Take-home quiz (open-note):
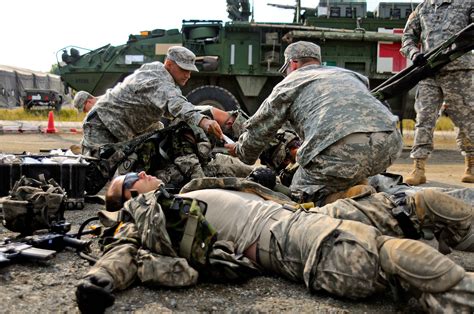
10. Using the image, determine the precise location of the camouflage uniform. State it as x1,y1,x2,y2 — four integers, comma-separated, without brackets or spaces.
82,54,206,157
236,63,402,202
83,183,473,312
116,121,253,190
400,0,474,158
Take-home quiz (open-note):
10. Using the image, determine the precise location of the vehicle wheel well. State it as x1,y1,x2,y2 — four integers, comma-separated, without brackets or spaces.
186,85,240,112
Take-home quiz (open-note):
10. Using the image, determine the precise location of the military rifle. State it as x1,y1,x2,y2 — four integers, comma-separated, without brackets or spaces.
371,23,474,102
0,242,56,265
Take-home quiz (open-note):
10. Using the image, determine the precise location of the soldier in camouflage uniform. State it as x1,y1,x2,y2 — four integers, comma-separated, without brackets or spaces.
73,91,97,113
400,0,474,184
76,173,473,313
226,41,403,205
81,46,223,157
115,105,253,191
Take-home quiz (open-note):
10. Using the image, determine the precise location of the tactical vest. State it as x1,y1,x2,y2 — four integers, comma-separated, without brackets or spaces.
102,186,217,268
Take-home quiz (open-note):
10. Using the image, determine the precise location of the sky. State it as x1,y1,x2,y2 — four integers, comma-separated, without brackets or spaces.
0,0,416,72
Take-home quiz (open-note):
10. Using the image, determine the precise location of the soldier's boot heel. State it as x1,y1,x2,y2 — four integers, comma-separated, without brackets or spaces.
323,183,375,205
404,158,427,186
461,155,474,183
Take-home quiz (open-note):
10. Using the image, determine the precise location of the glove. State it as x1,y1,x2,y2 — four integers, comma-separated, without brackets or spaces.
412,53,426,66
76,276,115,314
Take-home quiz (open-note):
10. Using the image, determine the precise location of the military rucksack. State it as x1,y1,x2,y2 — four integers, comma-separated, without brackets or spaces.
1,175,66,235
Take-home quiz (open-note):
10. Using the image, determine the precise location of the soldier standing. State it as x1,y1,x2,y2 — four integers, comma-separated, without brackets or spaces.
226,41,403,205
400,0,473,184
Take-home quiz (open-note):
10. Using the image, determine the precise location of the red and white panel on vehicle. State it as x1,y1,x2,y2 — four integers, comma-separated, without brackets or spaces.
377,28,412,74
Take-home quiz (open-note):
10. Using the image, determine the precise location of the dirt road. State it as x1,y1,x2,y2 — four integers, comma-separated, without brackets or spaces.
0,131,473,313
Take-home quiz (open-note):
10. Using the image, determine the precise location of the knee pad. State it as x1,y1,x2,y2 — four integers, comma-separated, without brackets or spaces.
377,236,465,293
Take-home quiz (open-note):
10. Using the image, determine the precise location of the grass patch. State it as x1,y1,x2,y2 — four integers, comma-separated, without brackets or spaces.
0,108,85,122
0,109,456,131
400,116,454,131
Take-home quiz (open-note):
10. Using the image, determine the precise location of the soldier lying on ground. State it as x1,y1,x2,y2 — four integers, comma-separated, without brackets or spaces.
76,173,473,313
85,119,254,195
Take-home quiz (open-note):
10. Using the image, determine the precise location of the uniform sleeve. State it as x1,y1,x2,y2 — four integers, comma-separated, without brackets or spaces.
236,86,292,165
146,78,206,126
85,222,140,291
400,8,422,60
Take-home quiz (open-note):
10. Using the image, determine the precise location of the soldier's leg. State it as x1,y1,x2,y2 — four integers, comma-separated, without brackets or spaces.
82,113,118,158
291,134,376,204
311,189,473,253
410,189,473,253
377,236,473,312
292,131,400,205
203,153,254,177
410,78,444,159
174,153,206,179
438,70,474,157
265,213,388,299
439,70,474,183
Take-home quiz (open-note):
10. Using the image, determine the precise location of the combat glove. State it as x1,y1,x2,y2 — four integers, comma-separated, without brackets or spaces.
412,53,426,66
76,275,115,314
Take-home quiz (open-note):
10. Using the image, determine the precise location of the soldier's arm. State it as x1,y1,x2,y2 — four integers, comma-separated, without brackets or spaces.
84,222,141,291
236,94,290,165
400,8,422,60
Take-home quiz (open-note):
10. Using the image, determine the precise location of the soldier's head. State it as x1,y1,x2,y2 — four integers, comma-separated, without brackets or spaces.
196,106,248,139
73,91,96,113
260,129,301,172
215,108,248,139
165,46,198,86
279,41,321,76
106,171,163,211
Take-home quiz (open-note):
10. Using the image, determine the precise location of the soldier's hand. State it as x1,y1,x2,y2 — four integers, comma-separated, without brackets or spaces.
225,143,237,157
76,276,115,314
412,53,426,66
199,118,224,140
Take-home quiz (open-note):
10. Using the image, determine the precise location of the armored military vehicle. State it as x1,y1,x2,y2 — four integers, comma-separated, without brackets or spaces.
57,0,418,120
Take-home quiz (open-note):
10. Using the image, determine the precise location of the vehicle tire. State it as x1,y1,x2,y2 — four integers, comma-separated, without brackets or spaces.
186,85,240,111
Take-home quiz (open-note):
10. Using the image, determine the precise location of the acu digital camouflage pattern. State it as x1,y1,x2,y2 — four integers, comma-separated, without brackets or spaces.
292,131,402,202
85,185,473,311
400,0,473,71
73,91,93,112
82,61,205,148
236,64,401,200
400,0,473,158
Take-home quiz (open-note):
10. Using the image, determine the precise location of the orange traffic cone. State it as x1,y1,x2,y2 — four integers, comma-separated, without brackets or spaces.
45,111,58,133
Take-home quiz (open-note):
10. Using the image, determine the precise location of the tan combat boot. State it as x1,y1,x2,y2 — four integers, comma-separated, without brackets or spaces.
324,184,376,205
461,155,474,183
404,158,427,186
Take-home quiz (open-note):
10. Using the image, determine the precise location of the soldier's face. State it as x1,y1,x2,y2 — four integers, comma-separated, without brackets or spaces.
122,171,163,201
168,61,192,86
